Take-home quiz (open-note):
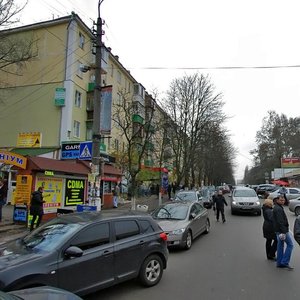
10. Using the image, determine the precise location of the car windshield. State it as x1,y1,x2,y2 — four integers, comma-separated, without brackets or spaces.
234,190,257,197
22,221,81,252
175,192,197,202
152,204,189,220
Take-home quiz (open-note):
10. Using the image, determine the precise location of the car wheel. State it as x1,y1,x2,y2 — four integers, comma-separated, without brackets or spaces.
139,255,163,287
204,219,210,234
295,206,300,216
257,210,261,216
184,230,193,250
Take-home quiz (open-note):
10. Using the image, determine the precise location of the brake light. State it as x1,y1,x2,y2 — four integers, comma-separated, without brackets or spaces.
159,232,168,241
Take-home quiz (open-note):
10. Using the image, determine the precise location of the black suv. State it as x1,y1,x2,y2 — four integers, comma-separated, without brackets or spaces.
0,211,169,296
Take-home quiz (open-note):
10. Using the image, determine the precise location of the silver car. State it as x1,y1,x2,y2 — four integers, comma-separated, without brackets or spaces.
269,187,300,201
151,201,210,250
230,187,261,215
288,197,300,216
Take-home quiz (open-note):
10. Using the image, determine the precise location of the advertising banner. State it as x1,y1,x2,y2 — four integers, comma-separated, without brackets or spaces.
14,175,32,205
100,86,112,135
17,132,42,148
65,178,85,206
281,157,300,168
36,177,63,213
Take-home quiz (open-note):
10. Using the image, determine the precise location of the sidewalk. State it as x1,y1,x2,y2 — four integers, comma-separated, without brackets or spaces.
0,194,167,244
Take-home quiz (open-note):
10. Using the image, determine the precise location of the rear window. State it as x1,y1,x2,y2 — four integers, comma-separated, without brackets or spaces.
114,220,140,240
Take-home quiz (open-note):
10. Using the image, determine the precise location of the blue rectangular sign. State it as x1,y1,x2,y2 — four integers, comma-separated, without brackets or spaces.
79,141,92,160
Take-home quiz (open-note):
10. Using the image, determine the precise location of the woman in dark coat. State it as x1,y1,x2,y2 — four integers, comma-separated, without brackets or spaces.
262,198,277,260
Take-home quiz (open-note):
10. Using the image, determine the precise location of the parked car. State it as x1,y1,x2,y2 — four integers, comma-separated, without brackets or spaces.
268,187,300,201
0,211,168,296
174,190,202,202
288,197,300,216
230,186,262,215
256,184,277,196
0,286,83,300
151,201,210,250
199,187,213,209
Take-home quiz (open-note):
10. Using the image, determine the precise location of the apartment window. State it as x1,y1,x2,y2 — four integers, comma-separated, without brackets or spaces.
110,64,114,77
75,91,82,107
117,70,121,84
77,61,83,78
114,139,119,151
79,32,85,49
73,121,80,138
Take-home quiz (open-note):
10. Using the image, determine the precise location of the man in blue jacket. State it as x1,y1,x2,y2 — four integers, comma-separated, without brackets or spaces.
273,195,294,269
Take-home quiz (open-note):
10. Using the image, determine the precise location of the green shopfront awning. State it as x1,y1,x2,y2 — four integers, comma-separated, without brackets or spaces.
11,147,59,156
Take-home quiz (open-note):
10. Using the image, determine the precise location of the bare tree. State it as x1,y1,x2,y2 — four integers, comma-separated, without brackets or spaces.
163,73,226,186
0,0,37,80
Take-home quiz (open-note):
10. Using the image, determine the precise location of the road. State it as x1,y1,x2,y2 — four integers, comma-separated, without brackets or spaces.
84,202,300,300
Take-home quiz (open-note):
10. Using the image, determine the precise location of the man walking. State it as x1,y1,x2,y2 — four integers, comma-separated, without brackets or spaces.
30,186,46,231
273,195,294,270
213,189,228,223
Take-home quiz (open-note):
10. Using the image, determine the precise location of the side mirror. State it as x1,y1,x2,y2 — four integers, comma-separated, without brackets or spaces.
64,246,83,258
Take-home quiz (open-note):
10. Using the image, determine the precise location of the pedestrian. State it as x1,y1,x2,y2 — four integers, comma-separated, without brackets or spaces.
272,195,294,269
167,184,172,200
262,198,277,260
30,186,46,231
278,185,288,205
112,184,120,208
213,189,228,223
0,179,7,222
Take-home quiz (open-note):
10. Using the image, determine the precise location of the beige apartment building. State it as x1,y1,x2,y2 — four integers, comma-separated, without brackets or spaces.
0,13,172,184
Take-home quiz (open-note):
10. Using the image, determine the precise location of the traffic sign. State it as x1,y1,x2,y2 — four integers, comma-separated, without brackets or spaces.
79,142,92,160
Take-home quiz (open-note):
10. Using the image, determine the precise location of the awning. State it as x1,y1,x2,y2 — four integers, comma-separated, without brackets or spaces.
11,147,59,156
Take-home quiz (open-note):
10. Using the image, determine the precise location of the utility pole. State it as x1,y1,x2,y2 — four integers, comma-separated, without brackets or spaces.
91,0,104,206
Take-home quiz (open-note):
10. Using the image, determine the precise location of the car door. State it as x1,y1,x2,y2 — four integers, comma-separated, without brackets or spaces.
189,203,205,237
57,222,114,294
113,219,145,282
287,188,300,200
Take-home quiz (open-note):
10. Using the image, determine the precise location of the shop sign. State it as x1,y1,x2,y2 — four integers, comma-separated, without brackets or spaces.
54,87,66,106
281,157,300,168
44,170,54,176
0,151,27,169
17,132,42,148
61,142,80,160
14,175,32,205
65,178,85,206
36,177,63,213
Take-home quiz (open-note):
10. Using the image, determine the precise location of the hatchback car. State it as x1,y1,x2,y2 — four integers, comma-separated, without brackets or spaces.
288,197,300,216
0,286,83,300
174,190,202,202
230,187,262,215
0,211,168,296
269,187,300,201
151,201,210,250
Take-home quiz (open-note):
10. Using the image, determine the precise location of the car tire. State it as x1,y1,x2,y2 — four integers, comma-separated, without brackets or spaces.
184,230,193,250
295,206,300,216
204,219,210,234
257,210,261,216
139,255,163,287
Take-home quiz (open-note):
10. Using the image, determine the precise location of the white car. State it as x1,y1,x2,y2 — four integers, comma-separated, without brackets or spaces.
268,187,300,201
230,187,261,216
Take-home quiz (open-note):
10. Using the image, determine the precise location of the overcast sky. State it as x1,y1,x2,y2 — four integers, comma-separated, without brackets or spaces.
20,0,300,180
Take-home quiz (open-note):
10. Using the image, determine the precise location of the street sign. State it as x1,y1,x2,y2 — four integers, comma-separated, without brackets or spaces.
79,142,92,160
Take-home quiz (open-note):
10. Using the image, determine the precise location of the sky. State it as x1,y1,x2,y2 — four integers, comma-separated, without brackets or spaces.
18,0,300,181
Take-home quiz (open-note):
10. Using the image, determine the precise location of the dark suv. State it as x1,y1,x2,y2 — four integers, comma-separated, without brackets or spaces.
0,211,168,296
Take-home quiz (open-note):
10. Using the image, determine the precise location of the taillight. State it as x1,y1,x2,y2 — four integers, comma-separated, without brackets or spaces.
159,232,168,241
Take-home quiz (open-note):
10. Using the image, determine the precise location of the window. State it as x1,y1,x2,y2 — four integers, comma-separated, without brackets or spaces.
139,220,154,234
79,32,85,49
114,139,119,151
73,120,80,138
75,90,82,107
77,61,83,78
70,223,110,250
114,220,140,240
117,70,121,84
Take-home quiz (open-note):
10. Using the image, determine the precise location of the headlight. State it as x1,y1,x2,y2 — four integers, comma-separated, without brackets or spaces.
232,201,237,205
170,228,185,235
256,201,260,205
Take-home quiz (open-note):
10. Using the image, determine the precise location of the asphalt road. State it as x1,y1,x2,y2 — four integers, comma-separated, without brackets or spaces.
84,202,300,300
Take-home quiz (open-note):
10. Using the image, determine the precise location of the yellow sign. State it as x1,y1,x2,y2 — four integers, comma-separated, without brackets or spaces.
0,151,27,169
36,176,63,214
14,175,33,205
17,132,42,148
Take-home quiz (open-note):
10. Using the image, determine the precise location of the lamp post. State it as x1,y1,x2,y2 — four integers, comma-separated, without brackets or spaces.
91,0,104,207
